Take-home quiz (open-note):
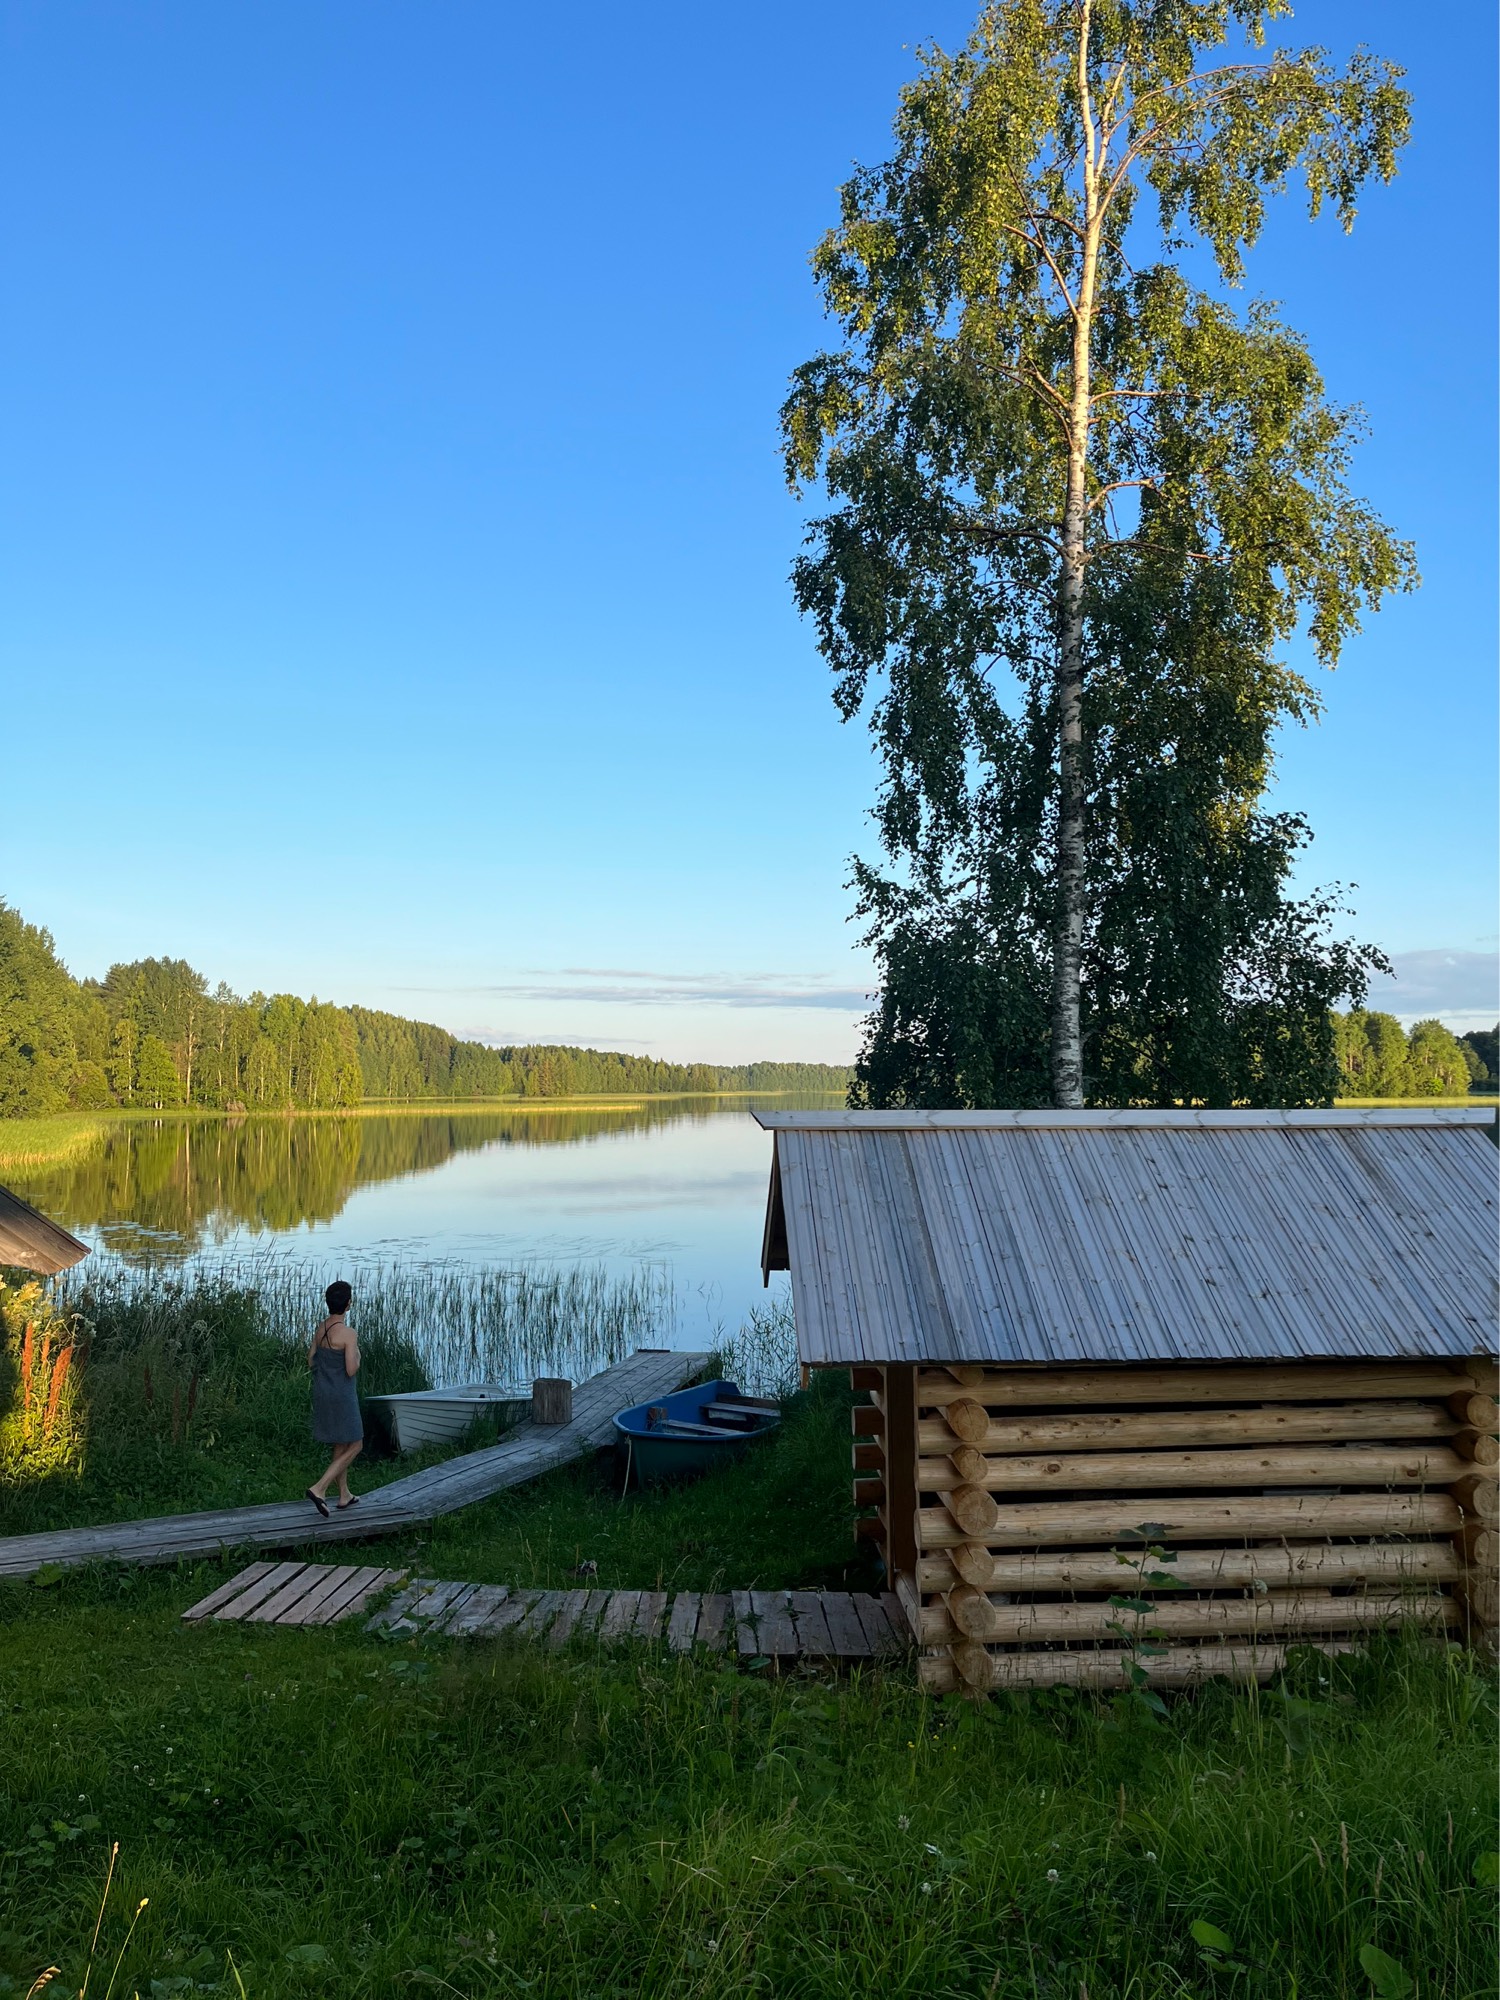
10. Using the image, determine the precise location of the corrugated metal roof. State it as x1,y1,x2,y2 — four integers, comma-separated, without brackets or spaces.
755,1110,1498,1367
0,1183,90,1276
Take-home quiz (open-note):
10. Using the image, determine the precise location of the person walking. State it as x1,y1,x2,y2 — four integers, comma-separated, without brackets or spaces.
307,1279,363,1514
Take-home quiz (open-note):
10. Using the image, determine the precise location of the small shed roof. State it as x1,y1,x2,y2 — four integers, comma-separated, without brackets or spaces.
0,1183,90,1277
756,1108,1499,1368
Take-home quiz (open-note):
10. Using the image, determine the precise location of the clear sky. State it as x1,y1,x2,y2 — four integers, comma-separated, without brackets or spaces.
2,1,1494,1062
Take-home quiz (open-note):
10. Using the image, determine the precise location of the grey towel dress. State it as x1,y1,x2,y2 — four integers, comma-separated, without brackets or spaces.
311,1329,363,1444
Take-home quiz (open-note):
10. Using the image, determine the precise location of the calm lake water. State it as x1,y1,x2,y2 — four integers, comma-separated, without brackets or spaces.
11,1098,837,1350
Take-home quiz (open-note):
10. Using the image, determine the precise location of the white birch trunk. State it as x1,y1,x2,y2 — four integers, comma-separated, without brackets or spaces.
1050,8,1099,1110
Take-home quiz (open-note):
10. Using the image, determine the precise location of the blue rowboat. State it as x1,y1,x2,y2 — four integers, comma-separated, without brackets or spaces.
613,1378,781,1485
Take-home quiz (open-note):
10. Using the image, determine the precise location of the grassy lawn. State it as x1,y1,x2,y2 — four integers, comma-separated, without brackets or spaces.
0,1552,1493,2000
3,1275,1496,1995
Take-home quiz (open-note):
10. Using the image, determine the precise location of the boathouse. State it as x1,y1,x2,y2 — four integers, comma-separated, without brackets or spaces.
756,1108,1499,1692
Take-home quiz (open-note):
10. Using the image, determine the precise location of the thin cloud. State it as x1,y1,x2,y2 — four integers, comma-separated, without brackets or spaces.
396,969,872,1011
1365,949,1500,1016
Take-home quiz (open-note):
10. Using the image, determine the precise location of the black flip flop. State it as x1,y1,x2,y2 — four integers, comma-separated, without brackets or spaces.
306,1487,329,1517
337,1496,360,1511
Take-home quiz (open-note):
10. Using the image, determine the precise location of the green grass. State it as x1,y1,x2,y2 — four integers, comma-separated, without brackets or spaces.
3,1280,1495,1994
0,1559,1492,2000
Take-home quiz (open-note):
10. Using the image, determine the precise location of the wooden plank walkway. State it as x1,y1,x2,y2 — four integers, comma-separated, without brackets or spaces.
0,1349,713,1580
184,1560,912,1664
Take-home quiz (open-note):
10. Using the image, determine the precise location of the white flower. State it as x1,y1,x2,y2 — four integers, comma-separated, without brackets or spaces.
1046,1869,1060,1884
920,1882,933,1895
897,1815,911,1831
1145,1852,1157,1863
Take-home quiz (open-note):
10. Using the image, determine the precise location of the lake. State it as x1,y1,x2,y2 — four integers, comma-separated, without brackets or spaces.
7,1098,837,1352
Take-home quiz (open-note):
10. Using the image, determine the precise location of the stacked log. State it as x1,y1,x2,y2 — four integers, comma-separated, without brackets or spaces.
885,1359,1498,1695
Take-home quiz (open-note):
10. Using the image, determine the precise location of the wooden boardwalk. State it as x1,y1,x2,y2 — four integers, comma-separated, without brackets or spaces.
184,1560,913,1664
0,1349,712,1581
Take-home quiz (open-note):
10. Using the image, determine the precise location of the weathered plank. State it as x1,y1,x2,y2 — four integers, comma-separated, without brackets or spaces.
472,1590,540,1637
325,1567,408,1624
5,1347,714,1581
599,1591,642,1641
634,1590,668,1641
213,1561,308,1622
364,1578,440,1633
852,1592,906,1656
819,1592,872,1659
787,1590,834,1658
182,1563,276,1621
749,1591,798,1657
547,1592,596,1648
247,1564,347,1624
277,1565,369,1627
666,1592,701,1654
695,1593,732,1652
731,1590,758,1656
441,1584,512,1636
514,1590,564,1639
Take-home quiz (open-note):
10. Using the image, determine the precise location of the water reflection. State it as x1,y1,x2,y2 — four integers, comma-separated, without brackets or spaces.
9,1097,836,1267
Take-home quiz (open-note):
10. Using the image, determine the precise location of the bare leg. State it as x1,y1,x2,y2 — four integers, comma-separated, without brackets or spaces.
335,1440,363,1504
311,1440,362,1503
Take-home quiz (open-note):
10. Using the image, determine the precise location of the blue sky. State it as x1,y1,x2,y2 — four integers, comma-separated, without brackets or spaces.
2,1,1494,1062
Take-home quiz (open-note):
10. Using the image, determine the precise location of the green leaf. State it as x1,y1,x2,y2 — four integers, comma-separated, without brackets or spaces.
30,1565,64,1589
283,1945,329,1967
1357,1944,1413,2000
1191,1919,1234,1953
1473,1851,1500,1889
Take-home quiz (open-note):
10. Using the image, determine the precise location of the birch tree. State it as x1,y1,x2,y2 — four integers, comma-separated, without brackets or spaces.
783,0,1416,1106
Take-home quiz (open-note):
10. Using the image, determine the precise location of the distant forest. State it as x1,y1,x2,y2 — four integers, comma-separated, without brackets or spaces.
0,901,852,1117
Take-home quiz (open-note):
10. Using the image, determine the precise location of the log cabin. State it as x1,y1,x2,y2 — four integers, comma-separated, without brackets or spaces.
756,1108,1499,1692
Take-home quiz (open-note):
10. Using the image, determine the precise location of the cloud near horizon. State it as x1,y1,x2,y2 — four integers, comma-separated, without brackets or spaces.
398,968,873,1012
1364,949,1499,1020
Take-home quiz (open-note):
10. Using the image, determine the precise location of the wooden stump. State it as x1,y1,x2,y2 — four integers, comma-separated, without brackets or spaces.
532,1378,573,1426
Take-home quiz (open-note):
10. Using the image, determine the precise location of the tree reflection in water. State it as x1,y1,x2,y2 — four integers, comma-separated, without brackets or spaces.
8,1097,835,1266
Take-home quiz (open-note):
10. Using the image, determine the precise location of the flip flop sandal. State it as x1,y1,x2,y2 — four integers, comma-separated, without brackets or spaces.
337,1496,360,1510
306,1488,330,1517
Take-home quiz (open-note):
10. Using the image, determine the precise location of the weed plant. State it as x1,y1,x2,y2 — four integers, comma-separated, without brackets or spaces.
0,1569,1491,2000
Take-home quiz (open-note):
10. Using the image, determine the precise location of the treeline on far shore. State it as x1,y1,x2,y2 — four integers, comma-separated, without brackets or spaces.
0,901,851,1118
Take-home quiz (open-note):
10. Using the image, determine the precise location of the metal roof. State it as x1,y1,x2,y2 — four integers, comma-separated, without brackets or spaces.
755,1109,1499,1367
0,1183,90,1276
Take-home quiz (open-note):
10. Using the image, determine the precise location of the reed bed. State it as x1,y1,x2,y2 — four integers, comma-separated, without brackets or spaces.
716,1294,798,1399
61,1253,679,1393
1,1256,680,1537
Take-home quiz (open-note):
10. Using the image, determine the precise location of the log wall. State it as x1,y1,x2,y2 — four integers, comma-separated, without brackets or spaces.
847,1358,1499,1694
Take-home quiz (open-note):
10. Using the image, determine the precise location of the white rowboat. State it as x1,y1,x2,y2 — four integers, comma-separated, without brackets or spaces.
364,1385,532,1452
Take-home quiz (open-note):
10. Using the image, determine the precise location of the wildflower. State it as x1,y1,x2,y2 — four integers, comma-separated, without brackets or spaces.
897,1815,911,1831
920,1882,933,1895
1144,1852,1157,1863
1046,1869,1060,1884
706,1941,719,1954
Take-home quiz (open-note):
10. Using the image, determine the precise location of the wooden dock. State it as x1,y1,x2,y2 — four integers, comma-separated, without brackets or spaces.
184,1559,913,1664
0,1348,713,1580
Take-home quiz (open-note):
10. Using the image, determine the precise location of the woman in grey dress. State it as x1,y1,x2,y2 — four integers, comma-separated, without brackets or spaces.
306,1279,363,1515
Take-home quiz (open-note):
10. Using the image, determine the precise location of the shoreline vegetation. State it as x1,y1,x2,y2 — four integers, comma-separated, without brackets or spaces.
0,1090,852,1175
1,1088,1493,1178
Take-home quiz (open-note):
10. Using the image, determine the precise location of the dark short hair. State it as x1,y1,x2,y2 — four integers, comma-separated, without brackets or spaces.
325,1280,353,1314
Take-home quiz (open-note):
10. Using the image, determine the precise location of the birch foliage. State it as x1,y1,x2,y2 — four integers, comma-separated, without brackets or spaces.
783,0,1416,1107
